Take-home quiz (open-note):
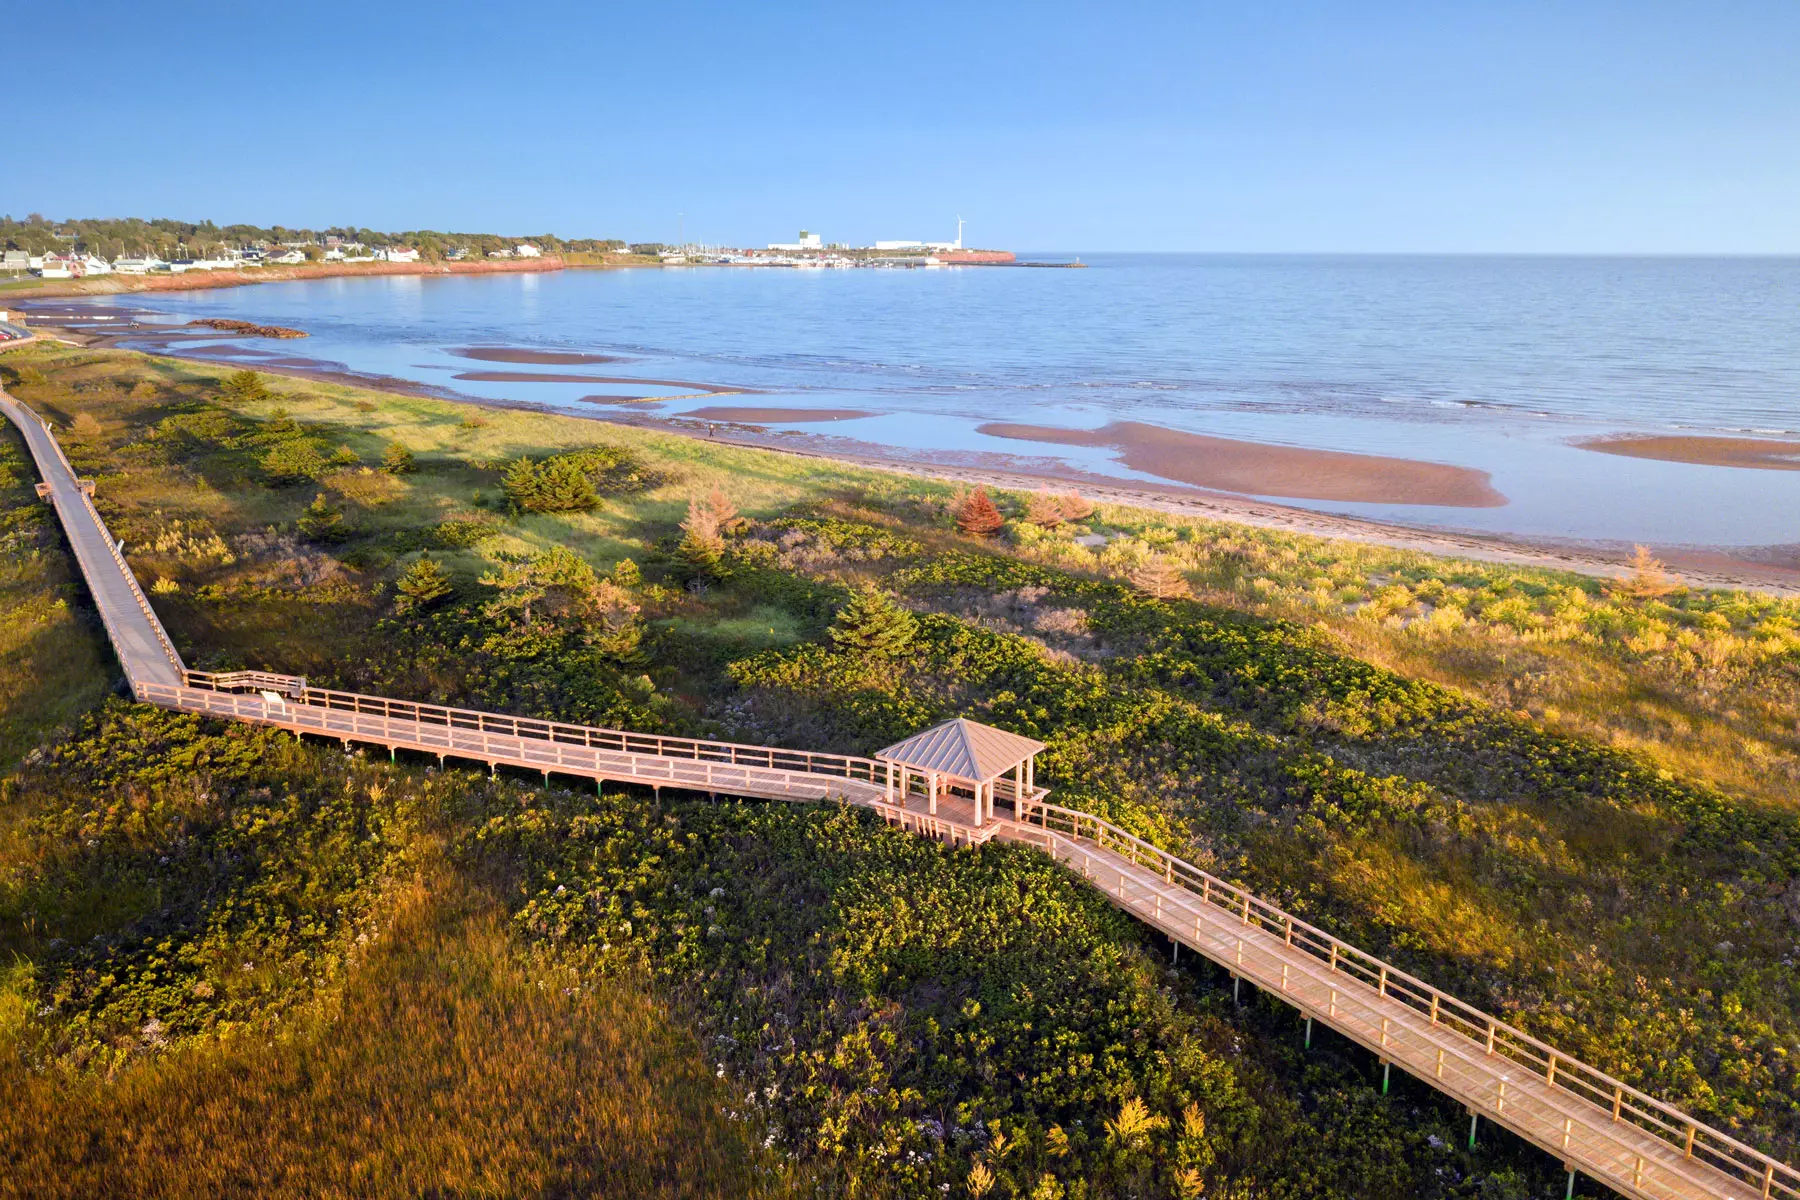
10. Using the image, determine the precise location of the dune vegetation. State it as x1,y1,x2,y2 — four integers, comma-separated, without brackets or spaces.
0,341,1796,1197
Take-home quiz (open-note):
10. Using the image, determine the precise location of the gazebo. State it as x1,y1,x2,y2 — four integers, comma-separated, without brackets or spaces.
876,717,1047,828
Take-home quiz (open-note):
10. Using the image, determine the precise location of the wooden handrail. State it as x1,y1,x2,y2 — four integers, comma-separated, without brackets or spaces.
183,669,892,783
1016,800,1798,1199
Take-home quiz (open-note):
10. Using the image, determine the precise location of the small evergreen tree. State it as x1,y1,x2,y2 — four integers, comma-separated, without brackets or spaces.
1058,490,1095,521
1622,544,1679,599
610,557,642,587
222,369,271,405
1127,558,1190,600
261,439,328,484
394,553,452,613
676,492,729,583
502,455,598,512
381,441,416,474
297,493,347,542
955,485,1005,537
1025,490,1065,528
828,583,918,658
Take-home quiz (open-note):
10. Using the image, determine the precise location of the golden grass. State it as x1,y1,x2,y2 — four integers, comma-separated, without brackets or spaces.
0,877,789,1200
0,422,110,769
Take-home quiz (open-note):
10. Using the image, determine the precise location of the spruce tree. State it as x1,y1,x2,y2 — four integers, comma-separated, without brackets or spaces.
222,369,271,405
381,441,416,474
955,485,1005,537
828,583,918,658
297,493,347,542
394,553,452,613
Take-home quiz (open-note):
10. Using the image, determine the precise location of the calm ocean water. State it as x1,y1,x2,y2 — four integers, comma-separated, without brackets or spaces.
70,254,1800,546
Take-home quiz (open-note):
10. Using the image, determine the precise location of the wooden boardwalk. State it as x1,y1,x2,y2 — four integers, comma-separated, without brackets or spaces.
2,380,1792,1200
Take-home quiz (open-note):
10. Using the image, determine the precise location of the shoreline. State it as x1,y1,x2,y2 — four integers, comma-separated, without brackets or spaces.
1,254,568,300
19,319,1800,596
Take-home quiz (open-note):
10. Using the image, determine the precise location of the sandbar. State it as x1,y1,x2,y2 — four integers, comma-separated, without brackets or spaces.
978,421,1505,507
453,346,625,365
453,369,756,394
681,407,877,424
1578,434,1800,471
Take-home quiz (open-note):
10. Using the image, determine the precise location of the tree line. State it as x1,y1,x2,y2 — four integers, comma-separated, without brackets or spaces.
0,212,628,262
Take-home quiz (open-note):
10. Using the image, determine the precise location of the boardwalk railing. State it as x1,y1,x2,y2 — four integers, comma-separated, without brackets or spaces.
20,407,186,680
1015,800,1798,1200
6,385,1791,1199
173,670,893,787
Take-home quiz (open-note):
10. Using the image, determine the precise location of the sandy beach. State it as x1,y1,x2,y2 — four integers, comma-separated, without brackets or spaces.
980,420,1506,507
1579,433,1800,470
16,313,1800,595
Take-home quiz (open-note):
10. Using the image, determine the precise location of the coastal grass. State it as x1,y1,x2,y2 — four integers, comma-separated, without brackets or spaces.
0,875,781,1200
0,419,110,769
3,340,1799,1185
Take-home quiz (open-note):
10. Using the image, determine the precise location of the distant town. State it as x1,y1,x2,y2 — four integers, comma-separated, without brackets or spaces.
0,214,1017,279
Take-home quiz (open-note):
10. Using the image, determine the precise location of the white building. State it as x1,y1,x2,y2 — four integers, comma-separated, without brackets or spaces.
382,246,421,263
270,249,306,265
79,255,113,275
768,230,824,252
514,243,542,258
36,254,78,279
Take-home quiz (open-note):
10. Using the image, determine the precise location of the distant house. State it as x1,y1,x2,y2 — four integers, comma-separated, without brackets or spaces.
323,248,345,261
383,246,421,263
444,247,468,261
514,243,542,258
2,250,28,272
270,249,306,265
79,255,113,275
487,248,514,258
36,253,78,279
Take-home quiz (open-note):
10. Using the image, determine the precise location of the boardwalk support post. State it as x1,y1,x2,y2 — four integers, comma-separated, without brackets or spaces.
1566,1168,1576,1199
1468,1112,1478,1149
1304,1016,1312,1048
1381,1060,1390,1095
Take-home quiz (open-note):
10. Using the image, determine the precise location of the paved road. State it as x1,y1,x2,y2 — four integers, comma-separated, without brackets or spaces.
0,385,184,688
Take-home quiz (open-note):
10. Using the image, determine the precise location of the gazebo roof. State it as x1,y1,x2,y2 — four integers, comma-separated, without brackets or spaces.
875,718,1046,784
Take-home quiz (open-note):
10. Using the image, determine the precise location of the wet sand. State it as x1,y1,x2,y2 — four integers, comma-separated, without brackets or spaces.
980,421,1506,508
16,311,1797,593
453,347,626,366
682,406,877,423
1578,434,1800,471
452,369,758,394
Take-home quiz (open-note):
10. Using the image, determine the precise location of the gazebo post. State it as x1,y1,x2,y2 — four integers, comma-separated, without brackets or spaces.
929,771,938,816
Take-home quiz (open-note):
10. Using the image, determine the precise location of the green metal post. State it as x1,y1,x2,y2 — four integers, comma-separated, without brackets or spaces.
1304,1017,1312,1048
1382,1061,1390,1094
1468,1113,1478,1149
1565,1169,1576,1199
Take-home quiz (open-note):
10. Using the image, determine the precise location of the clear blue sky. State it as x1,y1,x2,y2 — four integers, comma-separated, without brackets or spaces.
10,0,1798,252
